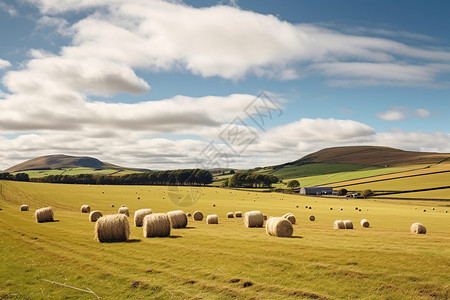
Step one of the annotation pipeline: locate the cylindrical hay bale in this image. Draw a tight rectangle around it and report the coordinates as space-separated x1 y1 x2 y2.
330 207 333 210
89 210 103 222
118 206 130 217
110 204 115 207
20 204 29 211
235 211 242 218
282 213 296 225
360 219 370 228
134 209 152 227
309 215 315 221
206 214 218 224
263 214 268 221
35 207 54 223
333 220 345 229
167 210 188 229
143 213 171 237
193 211 203 221
81 205 91 213
94 214 130 242
266 217 293 237
186 212 192 217
343 220 353 229
244 211 264 228
410 223 426 234
227 212 234 218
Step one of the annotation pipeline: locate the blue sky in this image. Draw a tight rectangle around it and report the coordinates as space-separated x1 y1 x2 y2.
0 0 449 170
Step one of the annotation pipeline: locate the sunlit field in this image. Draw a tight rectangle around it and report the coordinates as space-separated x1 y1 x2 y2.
1 181 449 299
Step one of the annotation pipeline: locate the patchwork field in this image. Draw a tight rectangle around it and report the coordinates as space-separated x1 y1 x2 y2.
1 181 449 299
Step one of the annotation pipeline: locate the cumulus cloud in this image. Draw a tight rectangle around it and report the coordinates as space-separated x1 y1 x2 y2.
376 106 431 121
0 58 11 69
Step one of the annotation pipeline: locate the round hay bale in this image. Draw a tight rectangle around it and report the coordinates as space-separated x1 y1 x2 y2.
134 208 152 227
309 207 312 210
282 213 296 225
410 223 426 234
358 209 361 212
35 207 54 223
110 204 115 207
193 211 203 221
121 205 125 207
227 212 234 218
340 208 343 211
432 207 435 210
20 204 29 211
360 219 370 228
355 207 358 210
243 211 264 228
235 211 242 218
118 206 130 217
263 214 268 221
305 205 308 208
94 214 130 242
143 213 171 237
330 207 333 210
343 220 353 229
265 217 293 237
89 210 103 222
186 212 192 217
445 210 448 213
423 209 426 212
206 214 218 224
333 220 345 229
167 210 188 229
80 205 91 213
309 215 315 221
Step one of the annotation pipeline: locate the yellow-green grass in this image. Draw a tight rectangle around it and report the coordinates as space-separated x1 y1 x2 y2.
1 181 449 299
12 168 141 178
340 172 450 193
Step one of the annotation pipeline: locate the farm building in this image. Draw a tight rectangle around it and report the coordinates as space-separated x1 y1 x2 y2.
299 187 334 195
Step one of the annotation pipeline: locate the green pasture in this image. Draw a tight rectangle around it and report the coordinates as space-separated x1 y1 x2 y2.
12 168 139 178
0 181 449 299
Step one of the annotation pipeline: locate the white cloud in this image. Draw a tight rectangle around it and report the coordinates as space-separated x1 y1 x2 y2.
376 106 432 121
0 58 11 69
0 2 17 16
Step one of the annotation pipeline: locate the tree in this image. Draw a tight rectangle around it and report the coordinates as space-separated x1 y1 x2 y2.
338 188 348 196
361 189 373 198
230 170 235 174
287 180 300 188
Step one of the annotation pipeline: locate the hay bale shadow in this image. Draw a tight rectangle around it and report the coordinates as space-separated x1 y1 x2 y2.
125 239 142 243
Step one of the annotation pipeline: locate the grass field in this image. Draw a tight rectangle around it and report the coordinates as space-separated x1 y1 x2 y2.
1 181 449 299
12 168 141 178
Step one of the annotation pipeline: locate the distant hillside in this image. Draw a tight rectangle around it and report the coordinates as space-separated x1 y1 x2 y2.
279 146 450 168
6 154 126 172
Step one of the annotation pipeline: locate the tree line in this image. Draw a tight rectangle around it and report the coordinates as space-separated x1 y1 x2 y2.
34 169 213 186
223 171 278 188
0 172 30 182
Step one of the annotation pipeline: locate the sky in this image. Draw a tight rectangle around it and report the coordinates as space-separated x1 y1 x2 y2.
0 0 449 171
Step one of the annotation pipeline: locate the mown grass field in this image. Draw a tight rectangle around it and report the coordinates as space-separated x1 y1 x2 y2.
1 181 449 299
12 168 140 178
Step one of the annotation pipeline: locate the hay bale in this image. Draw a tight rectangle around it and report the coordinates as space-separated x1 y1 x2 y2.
355 207 358 210
235 211 242 218
282 213 296 225
143 213 171 237
186 212 192 217
432 207 435 210
330 207 333 210
206 214 218 224
118 206 130 217
89 210 103 222
263 214 268 221
94 214 130 242
360 219 370 228
227 212 234 218
343 220 353 229
134 208 152 227
110 204 115 207
423 209 426 212
121 205 125 207
243 211 264 228
309 215 315 221
20 204 29 211
80 205 91 213
445 210 448 213
35 207 54 223
309 207 312 209
265 217 293 237
410 223 426 234
193 211 203 221
333 220 345 229
167 210 188 228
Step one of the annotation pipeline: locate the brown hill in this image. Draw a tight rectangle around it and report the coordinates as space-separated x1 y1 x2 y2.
292 146 449 167
6 154 122 172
